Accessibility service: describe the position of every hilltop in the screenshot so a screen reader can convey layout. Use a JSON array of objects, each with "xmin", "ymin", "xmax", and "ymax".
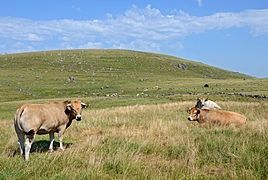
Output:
[{"xmin": 1, "ymin": 49, "xmax": 266, "ymax": 102}]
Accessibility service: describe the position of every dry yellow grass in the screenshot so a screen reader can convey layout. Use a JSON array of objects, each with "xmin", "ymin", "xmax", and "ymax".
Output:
[{"xmin": 1, "ymin": 100, "xmax": 268, "ymax": 179}]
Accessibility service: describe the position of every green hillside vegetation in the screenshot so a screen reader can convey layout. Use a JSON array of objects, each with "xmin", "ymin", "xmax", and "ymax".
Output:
[
  {"xmin": 0, "ymin": 49, "xmax": 267, "ymax": 179},
  {"xmin": 1, "ymin": 49, "xmax": 266, "ymax": 102}
]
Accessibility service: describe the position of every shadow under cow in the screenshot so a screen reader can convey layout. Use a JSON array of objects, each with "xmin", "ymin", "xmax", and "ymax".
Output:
[
  {"xmin": 30, "ymin": 140, "xmax": 73, "ymax": 153},
  {"xmin": 11, "ymin": 140, "xmax": 72, "ymax": 157}
]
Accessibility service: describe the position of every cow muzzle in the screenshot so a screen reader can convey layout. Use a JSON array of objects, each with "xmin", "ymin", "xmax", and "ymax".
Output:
[
  {"xmin": 76, "ymin": 115, "xmax": 82, "ymax": 121},
  {"xmin": 187, "ymin": 116, "xmax": 193, "ymax": 121}
]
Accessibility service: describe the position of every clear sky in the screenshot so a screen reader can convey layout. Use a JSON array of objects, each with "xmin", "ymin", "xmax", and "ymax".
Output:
[{"xmin": 0, "ymin": 0, "xmax": 267, "ymax": 77}]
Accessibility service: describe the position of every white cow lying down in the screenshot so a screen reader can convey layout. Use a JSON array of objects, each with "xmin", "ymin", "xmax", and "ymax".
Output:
[{"xmin": 195, "ymin": 98, "xmax": 221, "ymax": 110}]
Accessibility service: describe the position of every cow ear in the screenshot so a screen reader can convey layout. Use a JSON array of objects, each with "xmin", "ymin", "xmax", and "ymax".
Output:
[
  {"xmin": 205, "ymin": 98, "xmax": 208, "ymax": 101},
  {"xmin": 65, "ymin": 105, "xmax": 70, "ymax": 115},
  {"xmin": 66, "ymin": 104, "xmax": 73, "ymax": 111},
  {"xmin": 81, "ymin": 103, "xmax": 88, "ymax": 109},
  {"xmin": 187, "ymin": 108, "xmax": 190, "ymax": 113}
]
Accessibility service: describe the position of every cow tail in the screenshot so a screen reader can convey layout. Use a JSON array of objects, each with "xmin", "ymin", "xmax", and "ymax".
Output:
[
  {"xmin": 14, "ymin": 109, "xmax": 18, "ymax": 129},
  {"xmin": 14, "ymin": 108, "xmax": 21, "ymax": 133},
  {"xmin": 14, "ymin": 106, "xmax": 26, "ymax": 133}
]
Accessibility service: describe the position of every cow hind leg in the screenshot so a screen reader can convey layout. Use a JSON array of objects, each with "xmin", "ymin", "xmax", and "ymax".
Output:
[
  {"xmin": 17, "ymin": 133, "xmax": 25, "ymax": 156},
  {"xmin": 49, "ymin": 133, "xmax": 54, "ymax": 152},
  {"xmin": 24, "ymin": 130, "xmax": 35, "ymax": 161}
]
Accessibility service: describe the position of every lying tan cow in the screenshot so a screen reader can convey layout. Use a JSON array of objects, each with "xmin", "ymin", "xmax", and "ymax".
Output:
[
  {"xmin": 187, "ymin": 107, "xmax": 246, "ymax": 127},
  {"xmin": 14, "ymin": 100, "xmax": 88, "ymax": 160}
]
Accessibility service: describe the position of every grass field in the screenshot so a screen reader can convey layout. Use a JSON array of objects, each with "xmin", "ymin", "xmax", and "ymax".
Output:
[
  {"xmin": 0, "ymin": 49, "xmax": 268, "ymax": 179},
  {"xmin": 1, "ymin": 49, "xmax": 267, "ymax": 102},
  {"xmin": 0, "ymin": 97, "xmax": 267, "ymax": 179}
]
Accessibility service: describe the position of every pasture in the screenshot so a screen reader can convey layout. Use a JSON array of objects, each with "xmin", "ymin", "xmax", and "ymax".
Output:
[
  {"xmin": 0, "ymin": 96, "xmax": 268, "ymax": 179},
  {"xmin": 0, "ymin": 49, "xmax": 268, "ymax": 179}
]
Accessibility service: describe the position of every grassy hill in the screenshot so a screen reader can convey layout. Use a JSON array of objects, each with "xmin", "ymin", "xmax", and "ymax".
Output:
[
  {"xmin": 2, "ymin": 49, "xmax": 265, "ymax": 102},
  {"xmin": 0, "ymin": 49, "xmax": 268, "ymax": 179}
]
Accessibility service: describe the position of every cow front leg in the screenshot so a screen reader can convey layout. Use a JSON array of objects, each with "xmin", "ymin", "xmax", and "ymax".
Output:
[
  {"xmin": 25, "ymin": 133, "xmax": 35, "ymax": 161},
  {"xmin": 49, "ymin": 133, "xmax": 54, "ymax": 152},
  {"xmin": 58, "ymin": 129, "xmax": 65, "ymax": 151}
]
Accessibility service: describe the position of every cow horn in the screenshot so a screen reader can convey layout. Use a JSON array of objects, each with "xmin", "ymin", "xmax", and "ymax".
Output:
[
  {"xmin": 67, "ymin": 104, "xmax": 74, "ymax": 110},
  {"xmin": 81, "ymin": 103, "xmax": 88, "ymax": 108}
]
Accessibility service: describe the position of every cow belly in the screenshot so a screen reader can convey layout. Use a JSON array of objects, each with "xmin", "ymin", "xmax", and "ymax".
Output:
[
  {"xmin": 36, "ymin": 129, "xmax": 49, "ymax": 135},
  {"xmin": 36, "ymin": 127, "xmax": 58, "ymax": 135},
  {"xmin": 36, "ymin": 116, "xmax": 64, "ymax": 135}
]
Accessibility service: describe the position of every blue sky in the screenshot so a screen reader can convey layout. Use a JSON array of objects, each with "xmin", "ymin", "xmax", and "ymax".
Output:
[{"xmin": 0, "ymin": 0, "xmax": 268, "ymax": 77}]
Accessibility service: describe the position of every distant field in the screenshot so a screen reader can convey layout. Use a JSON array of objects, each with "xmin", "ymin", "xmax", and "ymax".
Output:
[{"xmin": 0, "ymin": 49, "xmax": 267, "ymax": 179}]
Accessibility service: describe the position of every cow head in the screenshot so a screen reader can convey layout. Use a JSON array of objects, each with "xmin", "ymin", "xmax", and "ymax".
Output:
[
  {"xmin": 195, "ymin": 98, "xmax": 208, "ymax": 108},
  {"xmin": 66, "ymin": 100, "xmax": 88, "ymax": 121},
  {"xmin": 187, "ymin": 107, "xmax": 200, "ymax": 121}
]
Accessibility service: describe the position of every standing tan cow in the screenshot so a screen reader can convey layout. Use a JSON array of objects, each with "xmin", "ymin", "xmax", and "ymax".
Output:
[
  {"xmin": 187, "ymin": 107, "xmax": 246, "ymax": 127},
  {"xmin": 14, "ymin": 100, "xmax": 88, "ymax": 160}
]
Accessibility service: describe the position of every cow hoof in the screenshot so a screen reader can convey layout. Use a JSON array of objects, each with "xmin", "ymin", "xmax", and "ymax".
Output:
[{"xmin": 49, "ymin": 149, "xmax": 53, "ymax": 153}]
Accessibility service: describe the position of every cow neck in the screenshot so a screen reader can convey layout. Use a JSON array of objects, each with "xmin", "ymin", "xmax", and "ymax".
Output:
[
  {"xmin": 66, "ymin": 113, "xmax": 77, "ymax": 129},
  {"xmin": 66, "ymin": 118, "xmax": 73, "ymax": 129},
  {"xmin": 63, "ymin": 100, "xmax": 74, "ymax": 129},
  {"xmin": 197, "ymin": 111, "xmax": 203, "ymax": 123}
]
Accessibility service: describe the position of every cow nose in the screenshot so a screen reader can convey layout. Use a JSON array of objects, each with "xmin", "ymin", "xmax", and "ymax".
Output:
[
  {"xmin": 188, "ymin": 117, "xmax": 193, "ymax": 121},
  {"xmin": 76, "ymin": 115, "xmax": 82, "ymax": 121}
]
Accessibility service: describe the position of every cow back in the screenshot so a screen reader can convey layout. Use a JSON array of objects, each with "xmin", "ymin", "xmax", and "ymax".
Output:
[
  {"xmin": 17, "ymin": 101, "xmax": 69, "ymax": 134},
  {"xmin": 199, "ymin": 109, "xmax": 246, "ymax": 126}
]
